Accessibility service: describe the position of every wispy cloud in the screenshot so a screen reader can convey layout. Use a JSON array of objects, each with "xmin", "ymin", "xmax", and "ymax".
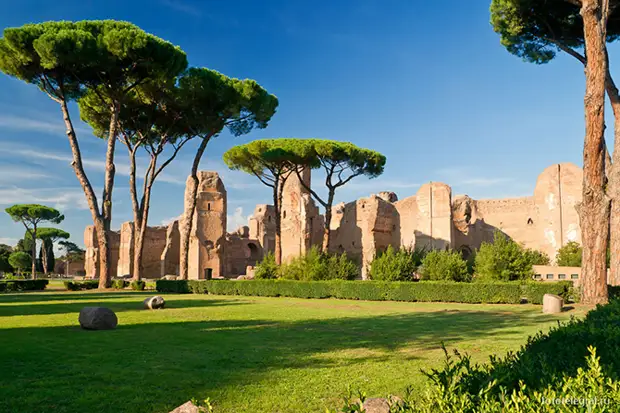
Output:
[
  {"xmin": 227, "ymin": 207, "xmax": 248, "ymax": 231},
  {"xmin": 160, "ymin": 215, "xmax": 181, "ymax": 226},
  {"xmin": 0, "ymin": 187, "xmax": 90, "ymax": 211},
  {"xmin": 0, "ymin": 113, "xmax": 92, "ymax": 137},
  {"xmin": 0, "ymin": 165, "xmax": 52, "ymax": 183},
  {"xmin": 160, "ymin": 0, "xmax": 202, "ymax": 16},
  {"xmin": 0, "ymin": 237, "xmax": 19, "ymax": 247}
]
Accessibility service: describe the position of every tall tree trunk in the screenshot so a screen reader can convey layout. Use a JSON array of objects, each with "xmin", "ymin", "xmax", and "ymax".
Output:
[
  {"xmin": 30, "ymin": 227, "xmax": 36, "ymax": 279},
  {"xmin": 98, "ymin": 103, "xmax": 119, "ymax": 288},
  {"xmin": 132, "ymin": 167, "xmax": 156, "ymax": 281},
  {"xmin": 604, "ymin": 63, "xmax": 620, "ymax": 286},
  {"xmin": 273, "ymin": 181, "xmax": 282, "ymax": 265},
  {"xmin": 179, "ymin": 137, "xmax": 210, "ymax": 280},
  {"xmin": 322, "ymin": 190, "xmax": 335, "ymax": 252},
  {"xmin": 41, "ymin": 240, "xmax": 48, "ymax": 276},
  {"xmin": 579, "ymin": 0, "xmax": 610, "ymax": 305},
  {"xmin": 58, "ymin": 100, "xmax": 110, "ymax": 286}
]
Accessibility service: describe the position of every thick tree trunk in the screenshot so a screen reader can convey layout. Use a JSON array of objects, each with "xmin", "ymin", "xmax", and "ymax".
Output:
[
  {"xmin": 322, "ymin": 191, "xmax": 335, "ymax": 253},
  {"xmin": 179, "ymin": 137, "xmax": 210, "ymax": 280},
  {"xmin": 58, "ymin": 100, "xmax": 110, "ymax": 286},
  {"xmin": 605, "ymin": 65, "xmax": 620, "ymax": 285},
  {"xmin": 579, "ymin": 0, "xmax": 610, "ymax": 305}
]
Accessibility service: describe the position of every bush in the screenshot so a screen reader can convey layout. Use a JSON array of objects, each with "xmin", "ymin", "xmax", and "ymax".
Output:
[
  {"xmin": 332, "ymin": 298, "xmax": 620, "ymax": 412},
  {"xmin": 156, "ymin": 279, "xmax": 572, "ymax": 305},
  {"xmin": 254, "ymin": 252, "xmax": 279, "ymax": 279},
  {"xmin": 111, "ymin": 279, "xmax": 128, "ymax": 289},
  {"xmin": 474, "ymin": 231, "xmax": 536, "ymax": 281},
  {"xmin": 63, "ymin": 280, "xmax": 98, "ymax": 291},
  {"xmin": 0, "ymin": 279, "xmax": 48, "ymax": 293},
  {"xmin": 419, "ymin": 250, "xmax": 470, "ymax": 282},
  {"xmin": 555, "ymin": 241, "xmax": 582, "ymax": 267},
  {"xmin": 524, "ymin": 248, "xmax": 550, "ymax": 265},
  {"xmin": 8, "ymin": 251, "xmax": 31, "ymax": 274},
  {"xmin": 369, "ymin": 245, "xmax": 425, "ymax": 281},
  {"xmin": 279, "ymin": 247, "xmax": 358, "ymax": 281},
  {"xmin": 130, "ymin": 280, "xmax": 146, "ymax": 291},
  {"xmin": 332, "ymin": 346, "xmax": 620, "ymax": 412}
]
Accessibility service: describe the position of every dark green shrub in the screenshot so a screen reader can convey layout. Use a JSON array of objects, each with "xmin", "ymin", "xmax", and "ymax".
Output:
[
  {"xmin": 0, "ymin": 279, "xmax": 48, "ymax": 292},
  {"xmin": 130, "ymin": 280, "xmax": 146, "ymax": 291},
  {"xmin": 254, "ymin": 252, "xmax": 279, "ymax": 279},
  {"xmin": 157, "ymin": 279, "xmax": 569, "ymax": 304},
  {"xmin": 156, "ymin": 279, "xmax": 189, "ymax": 293},
  {"xmin": 555, "ymin": 241, "xmax": 582, "ymax": 267},
  {"xmin": 521, "ymin": 281, "xmax": 573, "ymax": 304},
  {"xmin": 474, "ymin": 231, "xmax": 536, "ymax": 281},
  {"xmin": 369, "ymin": 245, "xmax": 424, "ymax": 281},
  {"xmin": 63, "ymin": 280, "xmax": 98, "ymax": 291},
  {"xmin": 111, "ymin": 279, "xmax": 128, "ymax": 289},
  {"xmin": 419, "ymin": 250, "xmax": 470, "ymax": 282}
]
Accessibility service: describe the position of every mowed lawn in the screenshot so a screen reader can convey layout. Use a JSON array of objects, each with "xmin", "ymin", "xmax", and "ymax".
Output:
[{"xmin": 0, "ymin": 289, "xmax": 590, "ymax": 413}]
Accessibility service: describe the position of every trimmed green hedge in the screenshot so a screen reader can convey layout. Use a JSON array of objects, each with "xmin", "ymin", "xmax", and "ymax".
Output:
[
  {"xmin": 156, "ymin": 279, "xmax": 575, "ymax": 304},
  {"xmin": 0, "ymin": 279, "xmax": 48, "ymax": 293},
  {"xmin": 63, "ymin": 280, "xmax": 99, "ymax": 291}
]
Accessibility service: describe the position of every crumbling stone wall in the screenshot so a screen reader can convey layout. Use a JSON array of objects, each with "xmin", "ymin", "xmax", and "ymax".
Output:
[
  {"xmin": 248, "ymin": 204, "xmax": 276, "ymax": 255},
  {"xmin": 186, "ymin": 172, "xmax": 227, "ymax": 279},
  {"xmin": 84, "ymin": 226, "xmax": 120, "ymax": 279},
  {"xmin": 280, "ymin": 169, "xmax": 324, "ymax": 262},
  {"xmin": 225, "ymin": 227, "xmax": 264, "ymax": 276},
  {"xmin": 160, "ymin": 219, "xmax": 180, "ymax": 276},
  {"xmin": 330, "ymin": 195, "xmax": 399, "ymax": 279}
]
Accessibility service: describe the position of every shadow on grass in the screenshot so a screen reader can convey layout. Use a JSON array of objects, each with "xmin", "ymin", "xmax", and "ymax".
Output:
[
  {"xmin": 0, "ymin": 307, "xmax": 560, "ymax": 413},
  {"xmin": 0, "ymin": 293, "xmax": 249, "ymax": 316}
]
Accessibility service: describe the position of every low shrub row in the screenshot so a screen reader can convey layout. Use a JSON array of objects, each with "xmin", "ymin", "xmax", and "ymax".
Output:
[
  {"xmin": 111, "ymin": 279, "xmax": 128, "ymax": 289},
  {"xmin": 130, "ymin": 280, "xmax": 146, "ymax": 291},
  {"xmin": 156, "ymin": 279, "xmax": 574, "ymax": 304},
  {"xmin": 332, "ymin": 298, "xmax": 620, "ymax": 412},
  {"xmin": 63, "ymin": 280, "xmax": 99, "ymax": 291},
  {"xmin": 0, "ymin": 279, "xmax": 48, "ymax": 292}
]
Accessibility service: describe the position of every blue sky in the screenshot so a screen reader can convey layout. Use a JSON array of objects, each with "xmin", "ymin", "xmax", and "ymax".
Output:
[{"xmin": 0, "ymin": 0, "xmax": 614, "ymax": 249}]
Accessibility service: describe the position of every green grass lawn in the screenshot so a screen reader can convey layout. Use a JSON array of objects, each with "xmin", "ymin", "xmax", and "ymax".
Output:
[{"xmin": 0, "ymin": 290, "xmax": 590, "ymax": 413}]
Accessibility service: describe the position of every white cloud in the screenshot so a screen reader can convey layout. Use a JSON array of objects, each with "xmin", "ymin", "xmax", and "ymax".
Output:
[
  {"xmin": 227, "ymin": 207, "xmax": 248, "ymax": 231},
  {"xmin": 0, "ymin": 165, "xmax": 52, "ymax": 183},
  {"xmin": 0, "ymin": 113, "xmax": 92, "ymax": 137},
  {"xmin": 160, "ymin": 216, "xmax": 181, "ymax": 226},
  {"xmin": 0, "ymin": 187, "xmax": 90, "ymax": 211},
  {"xmin": 0, "ymin": 237, "xmax": 18, "ymax": 247},
  {"xmin": 160, "ymin": 0, "xmax": 202, "ymax": 16}
]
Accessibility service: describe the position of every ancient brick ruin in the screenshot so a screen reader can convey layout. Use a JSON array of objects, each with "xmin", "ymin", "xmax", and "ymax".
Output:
[{"xmin": 83, "ymin": 163, "xmax": 583, "ymax": 279}]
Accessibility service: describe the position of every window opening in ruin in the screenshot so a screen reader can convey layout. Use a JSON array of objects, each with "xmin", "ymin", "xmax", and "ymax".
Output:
[
  {"xmin": 534, "ymin": 274, "xmax": 542, "ymax": 280},
  {"xmin": 571, "ymin": 274, "xmax": 579, "ymax": 280},
  {"xmin": 208, "ymin": 203, "xmax": 211, "ymax": 211},
  {"xmin": 268, "ymin": 216, "xmax": 271, "ymax": 222},
  {"xmin": 204, "ymin": 268, "xmax": 213, "ymax": 280},
  {"xmin": 546, "ymin": 274, "xmax": 554, "ymax": 280},
  {"xmin": 558, "ymin": 274, "xmax": 566, "ymax": 280},
  {"xmin": 527, "ymin": 217, "xmax": 533, "ymax": 225},
  {"xmin": 283, "ymin": 210, "xmax": 287, "ymax": 219},
  {"xmin": 248, "ymin": 243, "xmax": 260, "ymax": 261}
]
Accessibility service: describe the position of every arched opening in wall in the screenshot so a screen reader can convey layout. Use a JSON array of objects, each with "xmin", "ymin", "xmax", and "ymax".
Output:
[
  {"xmin": 338, "ymin": 244, "xmax": 345, "ymax": 253},
  {"xmin": 458, "ymin": 245, "xmax": 472, "ymax": 260},
  {"xmin": 248, "ymin": 243, "xmax": 260, "ymax": 261},
  {"xmin": 527, "ymin": 217, "xmax": 534, "ymax": 225},
  {"xmin": 207, "ymin": 203, "xmax": 211, "ymax": 211}
]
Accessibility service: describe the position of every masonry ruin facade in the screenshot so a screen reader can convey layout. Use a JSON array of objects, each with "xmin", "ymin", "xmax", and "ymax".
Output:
[{"xmin": 84, "ymin": 162, "xmax": 583, "ymax": 280}]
